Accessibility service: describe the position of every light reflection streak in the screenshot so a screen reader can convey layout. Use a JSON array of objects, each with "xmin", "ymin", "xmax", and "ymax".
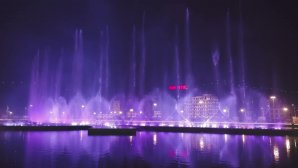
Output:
[
  {"xmin": 273, "ymin": 145, "xmax": 279, "ymax": 162},
  {"xmin": 224, "ymin": 134, "xmax": 228, "ymax": 143},
  {"xmin": 242, "ymin": 134, "xmax": 245, "ymax": 143},
  {"xmin": 153, "ymin": 133, "xmax": 157, "ymax": 145},
  {"xmin": 286, "ymin": 138, "xmax": 290, "ymax": 157}
]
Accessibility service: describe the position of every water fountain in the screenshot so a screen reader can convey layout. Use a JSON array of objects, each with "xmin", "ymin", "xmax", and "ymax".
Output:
[{"xmin": 10, "ymin": 7, "xmax": 290, "ymax": 133}]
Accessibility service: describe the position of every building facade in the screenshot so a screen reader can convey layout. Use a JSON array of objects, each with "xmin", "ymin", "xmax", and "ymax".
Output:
[{"xmin": 183, "ymin": 94, "xmax": 219, "ymax": 121}]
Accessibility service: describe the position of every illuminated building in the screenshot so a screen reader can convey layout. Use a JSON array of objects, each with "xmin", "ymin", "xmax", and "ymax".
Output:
[
  {"xmin": 152, "ymin": 102, "xmax": 162, "ymax": 119},
  {"xmin": 127, "ymin": 108, "xmax": 137, "ymax": 119},
  {"xmin": 183, "ymin": 94, "xmax": 219, "ymax": 120}
]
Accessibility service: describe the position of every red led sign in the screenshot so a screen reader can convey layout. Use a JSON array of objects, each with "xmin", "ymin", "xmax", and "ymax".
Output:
[{"xmin": 168, "ymin": 85, "xmax": 188, "ymax": 90}]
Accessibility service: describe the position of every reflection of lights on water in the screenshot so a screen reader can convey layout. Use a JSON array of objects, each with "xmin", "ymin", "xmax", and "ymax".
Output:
[
  {"xmin": 81, "ymin": 105, "xmax": 85, "ymax": 108},
  {"xmin": 242, "ymin": 134, "xmax": 245, "ymax": 143},
  {"xmin": 129, "ymin": 108, "xmax": 134, "ymax": 112},
  {"xmin": 224, "ymin": 134, "xmax": 228, "ymax": 143},
  {"xmin": 129, "ymin": 136, "xmax": 133, "ymax": 143},
  {"xmin": 153, "ymin": 134, "xmax": 157, "ymax": 145},
  {"xmin": 269, "ymin": 138, "xmax": 272, "ymax": 145},
  {"xmin": 273, "ymin": 146, "xmax": 279, "ymax": 162},
  {"xmin": 80, "ymin": 131, "xmax": 84, "ymax": 141},
  {"xmin": 286, "ymin": 138, "xmax": 290, "ymax": 156},
  {"xmin": 153, "ymin": 103, "xmax": 157, "ymax": 107},
  {"xmin": 199, "ymin": 138, "xmax": 204, "ymax": 149}
]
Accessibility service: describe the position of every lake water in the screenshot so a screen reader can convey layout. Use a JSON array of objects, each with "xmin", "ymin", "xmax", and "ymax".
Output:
[{"xmin": 0, "ymin": 131, "xmax": 297, "ymax": 168}]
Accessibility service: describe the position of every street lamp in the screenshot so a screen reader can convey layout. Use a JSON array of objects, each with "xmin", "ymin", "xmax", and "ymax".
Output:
[
  {"xmin": 283, "ymin": 107, "xmax": 288, "ymax": 112},
  {"xmin": 270, "ymin": 96, "xmax": 276, "ymax": 100}
]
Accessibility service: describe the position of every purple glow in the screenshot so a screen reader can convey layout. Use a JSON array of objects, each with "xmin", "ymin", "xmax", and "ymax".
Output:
[{"xmin": 24, "ymin": 9, "xmax": 292, "ymax": 128}]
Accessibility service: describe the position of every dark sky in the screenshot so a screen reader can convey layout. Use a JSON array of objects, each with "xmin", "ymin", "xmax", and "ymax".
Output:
[{"xmin": 1, "ymin": 0, "xmax": 298, "ymax": 110}]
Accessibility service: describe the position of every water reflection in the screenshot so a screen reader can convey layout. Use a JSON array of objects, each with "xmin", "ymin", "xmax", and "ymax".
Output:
[
  {"xmin": 273, "ymin": 145, "xmax": 279, "ymax": 162},
  {"xmin": 0, "ymin": 131, "xmax": 297, "ymax": 168}
]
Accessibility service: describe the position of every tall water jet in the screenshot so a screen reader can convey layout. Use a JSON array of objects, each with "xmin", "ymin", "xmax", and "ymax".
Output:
[
  {"xmin": 174, "ymin": 26, "xmax": 181, "ymax": 100},
  {"xmin": 28, "ymin": 50, "xmax": 51, "ymax": 122},
  {"xmin": 238, "ymin": 1, "xmax": 247, "ymax": 119},
  {"xmin": 184, "ymin": 8, "xmax": 193, "ymax": 87},
  {"xmin": 225, "ymin": 9, "xmax": 237, "ymax": 120},
  {"xmin": 98, "ymin": 27, "xmax": 110, "ymax": 98},
  {"xmin": 72, "ymin": 29, "xmax": 83, "ymax": 95},
  {"xmin": 97, "ymin": 28, "xmax": 109, "ymax": 115},
  {"xmin": 212, "ymin": 47, "xmax": 220, "ymax": 96},
  {"xmin": 139, "ymin": 11, "xmax": 146, "ymax": 97},
  {"xmin": 98, "ymin": 31, "xmax": 104, "ymax": 96},
  {"xmin": 129, "ymin": 25, "xmax": 137, "ymax": 97},
  {"xmin": 54, "ymin": 57, "xmax": 63, "ymax": 99},
  {"xmin": 28, "ymin": 51, "xmax": 40, "ymax": 121},
  {"xmin": 226, "ymin": 9, "xmax": 235, "ymax": 95},
  {"xmin": 104, "ymin": 26, "xmax": 110, "ymax": 98}
]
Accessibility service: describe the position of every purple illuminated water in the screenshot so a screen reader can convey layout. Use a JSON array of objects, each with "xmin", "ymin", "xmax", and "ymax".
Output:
[
  {"xmin": 0, "ymin": 131, "xmax": 297, "ymax": 168},
  {"xmin": 26, "ymin": 8, "xmax": 290, "ymax": 126}
]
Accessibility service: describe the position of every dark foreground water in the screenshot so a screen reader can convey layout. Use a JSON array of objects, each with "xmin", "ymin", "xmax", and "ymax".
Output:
[{"xmin": 0, "ymin": 131, "xmax": 297, "ymax": 168}]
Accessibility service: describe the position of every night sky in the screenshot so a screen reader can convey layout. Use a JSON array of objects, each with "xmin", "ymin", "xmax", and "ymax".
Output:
[{"xmin": 0, "ymin": 0, "xmax": 298, "ymax": 113}]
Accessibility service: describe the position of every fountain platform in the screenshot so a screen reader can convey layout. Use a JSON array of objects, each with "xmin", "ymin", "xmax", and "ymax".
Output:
[
  {"xmin": 135, "ymin": 126, "xmax": 298, "ymax": 136},
  {"xmin": 88, "ymin": 127, "xmax": 136, "ymax": 136},
  {"xmin": 0, "ymin": 125, "xmax": 91, "ymax": 131}
]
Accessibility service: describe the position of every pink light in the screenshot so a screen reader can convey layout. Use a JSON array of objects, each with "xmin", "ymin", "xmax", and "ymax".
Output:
[
  {"xmin": 168, "ymin": 85, "xmax": 176, "ymax": 90},
  {"xmin": 168, "ymin": 85, "xmax": 188, "ymax": 90}
]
